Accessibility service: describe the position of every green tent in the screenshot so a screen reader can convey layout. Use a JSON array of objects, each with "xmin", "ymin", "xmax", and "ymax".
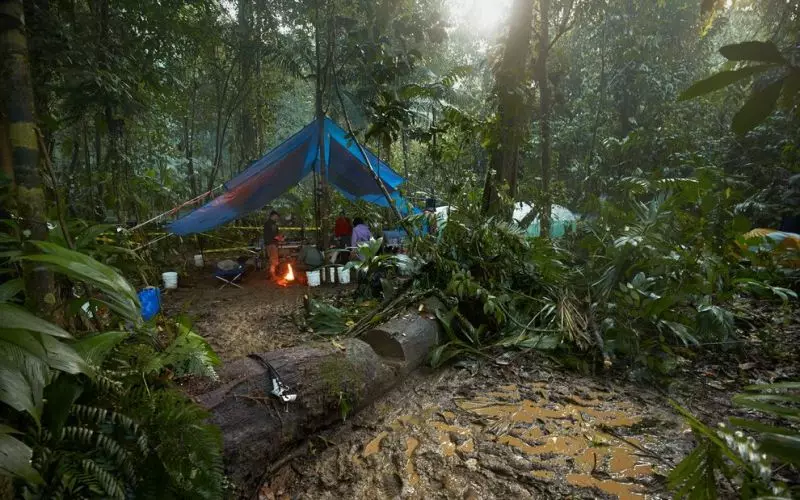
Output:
[{"xmin": 513, "ymin": 203, "xmax": 579, "ymax": 238}]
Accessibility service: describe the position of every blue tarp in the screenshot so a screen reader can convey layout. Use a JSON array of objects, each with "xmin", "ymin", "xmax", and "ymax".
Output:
[{"xmin": 167, "ymin": 117, "xmax": 413, "ymax": 235}]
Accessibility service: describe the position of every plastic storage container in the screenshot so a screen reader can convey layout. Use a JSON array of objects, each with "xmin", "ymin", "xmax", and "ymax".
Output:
[
  {"xmin": 337, "ymin": 266, "xmax": 350, "ymax": 284},
  {"xmin": 307, "ymin": 270, "xmax": 321, "ymax": 287},
  {"xmin": 162, "ymin": 271, "xmax": 178, "ymax": 289}
]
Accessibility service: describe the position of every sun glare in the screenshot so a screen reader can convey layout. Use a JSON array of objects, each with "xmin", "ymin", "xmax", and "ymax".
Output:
[{"xmin": 447, "ymin": 0, "xmax": 512, "ymax": 37}]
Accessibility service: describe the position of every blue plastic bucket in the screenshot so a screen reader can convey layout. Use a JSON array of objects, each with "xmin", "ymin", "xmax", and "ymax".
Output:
[{"xmin": 138, "ymin": 287, "xmax": 161, "ymax": 321}]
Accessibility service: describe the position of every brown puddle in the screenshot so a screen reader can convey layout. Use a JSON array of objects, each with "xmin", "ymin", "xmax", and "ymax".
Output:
[
  {"xmin": 457, "ymin": 438, "xmax": 474, "ymax": 453},
  {"xmin": 362, "ymin": 431, "xmax": 388, "ymax": 457},
  {"xmin": 567, "ymin": 473, "xmax": 645, "ymax": 500},
  {"xmin": 531, "ymin": 470, "xmax": 555, "ymax": 480},
  {"xmin": 405, "ymin": 437, "xmax": 420, "ymax": 485}
]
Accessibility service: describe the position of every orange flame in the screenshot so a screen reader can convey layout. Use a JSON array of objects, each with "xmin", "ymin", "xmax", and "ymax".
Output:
[{"xmin": 284, "ymin": 264, "xmax": 295, "ymax": 281}]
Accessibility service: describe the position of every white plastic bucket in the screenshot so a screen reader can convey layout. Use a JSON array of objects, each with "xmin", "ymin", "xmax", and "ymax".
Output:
[
  {"xmin": 337, "ymin": 266, "xmax": 350, "ymax": 284},
  {"xmin": 193, "ymin": 254, "xmax": 204, "ymax": 267},
  {"xmin": 162, "ymin": 271, "xmax": 178, "ymax": 290},
  {"xmin": 307, "ymin": 270, "xmax": 321, "ymax": 287},
  {"xmin": 327, "ymin": 267, "xmax": 337, "ymax": 283}
]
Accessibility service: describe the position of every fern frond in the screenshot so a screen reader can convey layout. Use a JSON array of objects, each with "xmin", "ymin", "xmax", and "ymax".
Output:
[
  {"xmin": 70, "ymin": 404, "xmax": 149, "ymax": 453},
  {"xmin": 80, "ymin": 458, "xmax": 125, "ymax": 500}
]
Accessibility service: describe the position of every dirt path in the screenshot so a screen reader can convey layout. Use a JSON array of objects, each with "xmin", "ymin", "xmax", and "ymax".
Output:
[
  {"xmin": 162, "ymin": 270, "xmax": 352, "ymax": 363},
  {"xmin": 260, "ymin": 355, "xmax": 687, "ymax": 500}
]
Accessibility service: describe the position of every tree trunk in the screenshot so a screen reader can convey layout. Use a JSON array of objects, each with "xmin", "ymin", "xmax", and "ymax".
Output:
[
  {"xmin": 23, "ymin": 0, "xmax": 53, "ymax": 147},
  {"xmin": 0, "ymin": 118, "xmax": 13, "ymax": 182},
  {"xmin": 0, "ymin": 0, "xmax": 57, "ymax": 318},
  {"xmin": 183, "ymin": 80, "xmax": 198, "ymax": 197},
  {"xmin": 482, "ymin": 0, "xmax": 534, "ymax": 217},
  {"xmin": 586, "ymin": 14, "xmax": 607, "ymax": 186},
  {"xmin": 93, "ymin": 116, "xmax": 104, "ymax": 219},
  {"xmin": 238, "ymin": 0, "xmax": 258, "ymax": 164},
  {"xmin": 65, "ymin": 131, "xmax": 80, "ymax": 215},
  {"xmin": 538, "ymin": 0, "xmax": 552, "ymax": 237},
  {"xmin": 619, "ymin": 0, "xmax": 636, "ymax": 139},
  {"xmin": 82, "ymin": 120, "xmax": 94, "ymax": 217},
  {"xmin": 401, "ymin": 126, "xmax": 409, "ymax": 180},
  {"xmin": 382, "ymin": 135, "xmax": 392, "ymax": 169},
  {"xmin": 430, "ymin": 105, "xmax": 438, "ymax": 200}
]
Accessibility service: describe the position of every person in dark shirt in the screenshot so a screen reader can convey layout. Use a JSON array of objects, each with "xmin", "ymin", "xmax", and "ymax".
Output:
[{"xmin": 263, "ymin": 210, "xmax": 284, "ymax": 279}]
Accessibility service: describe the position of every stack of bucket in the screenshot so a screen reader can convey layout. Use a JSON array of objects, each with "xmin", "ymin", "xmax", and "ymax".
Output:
[{"xmin": 306, "ymin": 266, "xmax": 350, "ymax": 287}]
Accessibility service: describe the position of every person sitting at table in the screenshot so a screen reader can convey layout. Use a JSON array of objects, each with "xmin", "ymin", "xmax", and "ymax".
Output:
[{"xmin": 350, "ymin": 217, "xmax": 372, "ymax": 260}]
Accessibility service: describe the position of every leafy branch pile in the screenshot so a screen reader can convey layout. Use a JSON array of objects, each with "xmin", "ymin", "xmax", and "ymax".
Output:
[{"xmin": 341, "ymin": 169, "xmax": 795, "ymax": 374}]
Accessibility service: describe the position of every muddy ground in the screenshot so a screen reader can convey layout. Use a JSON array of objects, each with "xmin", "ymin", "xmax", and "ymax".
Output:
[
  {"xmin": 262, "ymin": 359, "xmax": 685, "ymax": 500},
  {"xmin": 162, "ymin": 267, "xmax": 353, "ymax": 362},
  {"xmin": 164, "ymin": 277, "xmax": 798, "ymax": 499}
]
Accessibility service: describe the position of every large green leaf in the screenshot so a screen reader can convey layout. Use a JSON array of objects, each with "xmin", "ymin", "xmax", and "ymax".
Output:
[
  {"xmin": 759, "ymin": 433, "xmax": 800, "ymax": 465},
  {"xmin": 0, "ymin": 342, "xmax": 49, "ymax": 422},
  {"xmin": 719, "ymin": 41, "xmax": 785, "ymax": 64},
  {"xmin": 41, "ymin": 376, "xmax": 84, "ymax": 439},
  {"xmin": 0, "ymin": 365, "xmax": 38, "ymax": 419},
  {"xmin": 678, "ymin": 65, "xmax": 773, "ymax": 101},
  {"xmin": 0, "ymin": 278, "xmax": 23, "ymax": 302},
  {"xmin": 38, "ymin": 333, "xmax": 88, "ymax": 375},
  {"xmin": 0, "ymin": 430, "xmax": 43, "ymax": 484},
  {"xmin": 732, "ymin": 77, "xmax": 785, "ymax": 135},
  {"xmin": 23, "ymin": 242, "xmax": 140, "ymax": 322},
  {"xmin": 0, "ymin": 330, "xmax": 47, "ymax": 360},
  {"xmin": 72, "ymin": 331, "xmax": 128, "ymax": 365},
  {"xmin": 0, "ymin": 303, "xmax": 72, "ymax": 339}
]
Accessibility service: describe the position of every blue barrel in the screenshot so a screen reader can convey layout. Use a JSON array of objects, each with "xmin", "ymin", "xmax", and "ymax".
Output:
[{"xmin": 138, "ymin": 287, "xmax": 161, "ymax": 321}]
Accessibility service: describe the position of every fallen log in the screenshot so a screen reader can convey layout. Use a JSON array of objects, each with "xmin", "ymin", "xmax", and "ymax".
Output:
[
  {"xmin": 198, "ymin": 305, "xmax": 441, "ymax": 497},
  {"xmin": 361, "ymin": 298, "xmax": 443, "ymax": 372}
]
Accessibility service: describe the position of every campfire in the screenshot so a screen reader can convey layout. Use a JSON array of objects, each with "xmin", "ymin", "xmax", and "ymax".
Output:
[{"xmin": 276, "ymin": 263, "xmax": 295, "ymax": 287}]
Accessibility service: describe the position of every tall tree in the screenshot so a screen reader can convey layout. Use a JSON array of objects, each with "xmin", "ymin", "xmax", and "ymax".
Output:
[
  {"xmin": 0, "ymin": 0, "xmax": 56, "ymax": 317},
  {"xmin": 537, "ymin": 0, "xmax": 552, "ymax": 234},
  {"xmin": 535, "ymin": 0, "xmax": 576, "ymax": 235},
  {"xmin": 481, "ymin": 0, "xmax": 534, "ymax": 216},
  {"xmin": 238, "ymin": 0, "xmax": 259, "ymax": 163}
]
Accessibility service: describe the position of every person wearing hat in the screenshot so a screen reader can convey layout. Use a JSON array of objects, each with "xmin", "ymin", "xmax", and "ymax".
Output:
[{"xmin": 263, "ymin": 210, "xmax": 285, "ymax": 279}]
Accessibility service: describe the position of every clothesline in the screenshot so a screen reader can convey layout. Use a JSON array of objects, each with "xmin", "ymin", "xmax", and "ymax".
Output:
[{"xmin": 127, "ymin": 185, "xmax": 224, "ymax": 233}]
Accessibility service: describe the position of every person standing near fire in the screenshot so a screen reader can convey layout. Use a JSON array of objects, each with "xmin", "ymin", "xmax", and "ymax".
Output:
[
  {"xmin": 263, "ymin": 210, "xmax": 284, "ymax": 279},
  {"xmin": 334, "ymin": 212, "xmax": 352, "ymax": 249}
]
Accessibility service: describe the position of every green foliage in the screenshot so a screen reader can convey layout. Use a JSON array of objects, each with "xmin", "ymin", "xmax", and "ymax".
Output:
[
  {"xmin": 307, "ymin": 300, "xmax": 349, "ymax": 335},
  {"xmin": 0, "ymin": 240, "xmax": 224, "ymax": 498},
  {"xmin": 670, "ymin": 382, "xmax": 800, "ymax": 498},
  {"xmin": 138, "ymin": 315, "xmax": 220, "ymax": 381},
  {"xmin": 679, "ymin": 39, "xmax": 798, "ymax": 134},
  {"xmin": 22, "ymin": 241, "xmax": 141, "ymax": 324}
]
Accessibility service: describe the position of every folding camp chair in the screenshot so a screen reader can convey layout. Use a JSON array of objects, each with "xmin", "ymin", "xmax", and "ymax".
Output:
[{"xmin": 214, "ymin": 260, "xmax": 245, "ymax": 289}]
